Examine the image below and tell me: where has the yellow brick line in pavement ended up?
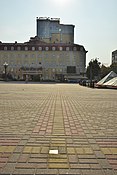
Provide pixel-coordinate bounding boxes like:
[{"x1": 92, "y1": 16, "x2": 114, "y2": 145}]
[
  {"x1": 0, "y1": 146, "x2": 16, "y2": 153},
  {"x1": 52, "y1": 93, "x2": 65, "y2": 136},
  {"x1": 101, "y1": 148, "x2": 117, "y2": 155},
  {"x1": 67, "y1": 147, "x2": 94, "y2": 155},
  {"x1": 47, "y1": 92, "x2": 70, "y2": 169}
]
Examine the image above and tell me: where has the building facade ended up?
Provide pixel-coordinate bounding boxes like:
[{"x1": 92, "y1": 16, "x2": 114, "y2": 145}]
[
  {"x1": 0, "y1": 18, "x2": 87, "y2": 82},
  {"x1": 112, "y1": 50, "x2": 117, "y2": 64}
]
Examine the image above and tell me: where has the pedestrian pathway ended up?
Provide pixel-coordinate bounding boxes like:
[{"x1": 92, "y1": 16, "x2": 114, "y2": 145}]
[{"x1": 0, "y1": 83, "x2": 117, "y2": 175}]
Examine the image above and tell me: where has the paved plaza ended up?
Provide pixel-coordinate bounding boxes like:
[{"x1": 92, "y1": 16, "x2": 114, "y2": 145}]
[{"x1": 0, "y1": 83, "x2": 117, "y2": 175}]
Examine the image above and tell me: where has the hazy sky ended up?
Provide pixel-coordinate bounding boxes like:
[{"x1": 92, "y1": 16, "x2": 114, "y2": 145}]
[{"x1": 0, "y1": 0, "x2": 117, "y2": 66}]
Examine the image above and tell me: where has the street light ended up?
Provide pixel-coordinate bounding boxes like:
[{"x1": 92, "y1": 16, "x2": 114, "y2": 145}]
[{"x1": 3, "y1": 62, "x2": 8, "y2": 81}]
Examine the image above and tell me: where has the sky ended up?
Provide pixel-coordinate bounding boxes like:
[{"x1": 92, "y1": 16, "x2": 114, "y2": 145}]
[{"x1": 0, "y1": 0, "x2": 117, "y2": 66}]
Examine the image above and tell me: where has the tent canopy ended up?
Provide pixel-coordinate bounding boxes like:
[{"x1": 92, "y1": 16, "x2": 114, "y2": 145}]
[
  {"x1": 103, "y1": 77, "x2": 117, "y2": 86},
  {"x1": 97, "y1": 71, "x2": 117, "y2": 85}
]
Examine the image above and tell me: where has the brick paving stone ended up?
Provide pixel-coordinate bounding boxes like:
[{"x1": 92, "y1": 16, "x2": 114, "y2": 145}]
[
  {"x1": 48, "y1": 158, "x2": 68, "y2": 163},
  {"x1": 41, "y1": 146, "x2": 49, "y2": 154},
  {"x1": 68, "y1": 155, "x2": 78, "y2": 163},
  {"x1": 18, "y1": 154, "x2": 29, "y2": 163},
  {"x1": 8, "y1": 153, "x2": 20, "y2": 163},
  {"x1": 1, "y1": 163, "x2": 16, "y2": 174},
  {"x1": 0, "y1": 146, "x2": 7, "y2": 152},
  {"x1": 90, "y1": 163, "x2": 101, "y2": 169},
  {"x1": 0, "y1": 162, "x2": 6, "y2": 169},
  {"x1": 29, "y1": 158, "x2": 47, "y2": 163},
  {"x1": 13, "y1": 168, "x2": 35, "y2": 175},
  {"x1": 78, "y1": 154, "x2": 96, "y2": 159},
  {"x1": 48, "y1": 163, "x2": 69, "y2": 169},
  {"x1": 84, "y1": 148, "x2": 93, "y2": 154},
  {"x1": 15, "y1": 163, "x2": 37, "y2": 169},
  {"x1": 0, "y1": 157, "x2": 9, "y2": 163},
  {"x1": 101, "y1": 148, "x2": 112, "y2": 154},
  {"x1": 23, "y1": 146, "x2": 32, "y2": 153},
  {"x1": 104, "y1": 169, "x2": 116, "y2": 175},
  {"x1": 18, "y1": 140, "x2": 28, "y2": 146},
  {"x1": 94, "y1": 150, "x2": 106, "y2": 159},
  {"x1": 59, "y1": 169, "x2": 81, "y2": 175},
  {"x1": 79, "y1": 158, "x2": 98, "y2": 164},
  {"x1": 36, "y1": 163, "x2": 47, "y2": 169},
  {"x1": 82, "y1": 169, "x2": 105, "y2": 175},
  {"x1": 90, "y1": 144, "x2": 100, "y2": 150},
  {"x1": 75, "y1": 148, "x2": 84, "y2": 154},
  {"x1": 58, "y1": 147, "x2": 67, "y2": 154},
  {"x1": 31, "y1": 147, "x2": 41, "y2": 154},
  {"x1": 98, "y1": 159, "x2": 112, "y2": 169},
  {"x1": 36, "y1": 169, "x2": 58, "y2": 174},
  {"x1": 5, "y1": 146, "x2": 16, "y2": 153},
  {"x1": 67, "y1": 148, "x2": 76, "y2": 154},
  {"x1": 14, "y1": 146, "x2": 24, "y2": 153},
  {"x1": 110, "y1": 148, "x2": 117, "y2": 154},
  {"x1": 70, "y1": 163, "x2": 89, "y2": 169}
]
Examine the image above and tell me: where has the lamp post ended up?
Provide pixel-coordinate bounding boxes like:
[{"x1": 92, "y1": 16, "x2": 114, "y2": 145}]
[{"x1": 3, "y1": 62, "x2": 8, "y2": 81}]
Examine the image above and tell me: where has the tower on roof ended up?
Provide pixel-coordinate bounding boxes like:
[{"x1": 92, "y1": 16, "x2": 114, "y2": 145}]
[{"x1": 36, "y1": 17, "x2": 74, "y2": 44}]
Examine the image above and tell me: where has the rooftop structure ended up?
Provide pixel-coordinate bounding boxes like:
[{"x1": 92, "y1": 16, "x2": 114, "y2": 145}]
[
  {"x1": 112, "y1": 50, "x2": 117, "y2": 64},
  {"x1": 36, "y1": 17, "x2": 74, "y2": 44}
]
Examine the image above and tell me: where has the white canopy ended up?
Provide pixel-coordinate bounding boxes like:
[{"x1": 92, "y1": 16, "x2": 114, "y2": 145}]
[
  {"x1": 103, "y1": 77, "x2": 117, "y2": 88},
  {"x1": 97, "y1": 71, "x2": 117, "y2": 85}
]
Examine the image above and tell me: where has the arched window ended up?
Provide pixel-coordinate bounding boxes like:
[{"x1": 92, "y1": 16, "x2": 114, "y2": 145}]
[
  {"x1": 52, "y1": 47, "x2": 56, "y2": 51},
  {"x1": 38, "y1": 47, "x2": 42, "y2": 51},
  {"x1": 32, "y1": 47, "x2": 35, "y2": 51},
  {"x1": 25, "y1": 46, "x2": 28, "y2": 51},
  {"x1": 73, "y1": 47, "x2": 77, "y2": 51},
  {"x1": 17, "y1": 46, "x2": 21, "y2": 51},
  {"x1": 11, "y1": 46, "x2": 14, "y2": 51},
  {"x1": 66, "y1": 47, "x2": 69, "y2": 51},
  {"x1": 45, "y1": 47, "x2": 49, "y2": 51},
  {"x1": 4, "y1": 46, "x2": 7, "y2": 51},
  {"x1": 59, "y1": 47, "x2": 63, "y2": 51},
  {"x1": 80, "y1": 47, "x2": 83, "y2": 51}
]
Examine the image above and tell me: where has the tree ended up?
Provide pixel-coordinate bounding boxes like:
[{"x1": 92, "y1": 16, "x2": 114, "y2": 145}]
[
  {"x1": 100, "y1": 64, "x2": 111, "y2": 78},
  {"x1": 86, "y1": 58, "x2": 101, "y2": 80}
]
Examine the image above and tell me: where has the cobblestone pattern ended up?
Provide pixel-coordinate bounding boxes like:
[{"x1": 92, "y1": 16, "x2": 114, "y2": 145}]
[{"x1": 0, "y1": 83, "x2": 117, "y2": 175}]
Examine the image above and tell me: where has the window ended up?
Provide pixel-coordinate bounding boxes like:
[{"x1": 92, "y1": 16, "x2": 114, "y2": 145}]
[
  {"x1": 52, "y1": 47, "x2": 56, "y2": 51},
  {"x1": 59, "y1": 47, "x2": 62, "y2": 51},
  {"x1": 80, "y1": 47, "x2": 83, "y2": 51},
  {"x1": 17, "y1": 46, "x2": 21, "y2": 51},
  {"x1": 11, "y1": 46, "x2": 14, "y2": 51},
  {"x1": 67, "y1": 66, "x2": 76, "y2": 73},
  {"x1": 38, "y1": 47, "x2": 42, "y2": 51},
  {"x1": 73, "y1": 47, "x2": 77, "y2": 51},
  {"x1": 45, "y1": 47, "x2": 49, "y2": 51},
  {"x1": 66, "y1": 47, "x2": 69, "y2": 51},
  {"x1": 32, "y1": 47, "x2": 35, "y2": 51},
  {"x1": 25, "y1": 46, "x2": 28, "y2": 51},
  {"x1": 4, "y1": 46, "x2": 7, "y2": 51}
]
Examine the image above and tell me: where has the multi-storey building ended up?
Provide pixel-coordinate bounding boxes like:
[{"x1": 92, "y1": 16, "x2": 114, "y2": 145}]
[
  {"x1": 36, "y1": 17, "x2": 74, "y2": 44},
  {"x1": 112, "y1": 50, "x2": 117, "y2": 64},
  {"x1": 0, "y1": 17, "x2": 87, "y2": 82}
]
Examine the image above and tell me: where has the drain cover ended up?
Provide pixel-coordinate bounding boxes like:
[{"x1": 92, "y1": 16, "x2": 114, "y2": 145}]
[{"x1": 49, "y1": 150, "x2": 58, "y2": 154}]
